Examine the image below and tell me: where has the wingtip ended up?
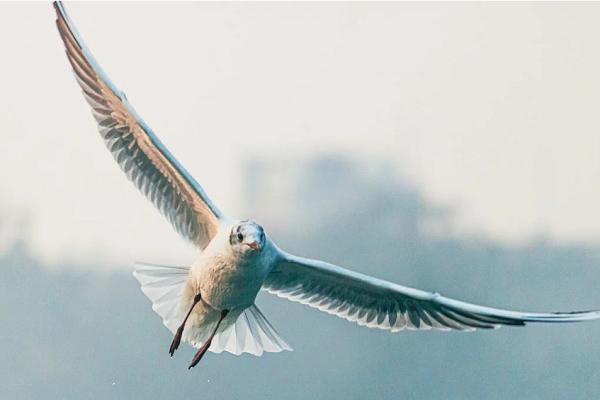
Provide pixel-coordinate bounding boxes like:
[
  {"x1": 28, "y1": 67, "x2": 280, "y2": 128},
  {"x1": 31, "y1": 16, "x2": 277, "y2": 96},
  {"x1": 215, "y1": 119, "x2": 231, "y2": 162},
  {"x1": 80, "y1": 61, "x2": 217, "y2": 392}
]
[
  {"x1": 53, "y1": 1, "x2": 72, "y2": 31},
  {"x1": 53, "y1": 1, "x2": 64, "y2": 18},
  {"x1": 53, "y1": 1, "x2": 70, "y2": 39}
]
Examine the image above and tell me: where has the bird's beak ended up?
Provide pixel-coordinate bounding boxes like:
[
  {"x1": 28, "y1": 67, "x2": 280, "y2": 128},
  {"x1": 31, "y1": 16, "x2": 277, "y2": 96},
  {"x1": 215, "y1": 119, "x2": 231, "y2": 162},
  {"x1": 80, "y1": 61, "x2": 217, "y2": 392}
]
[{"x1": 246, "y1": 241, "x2": 261, "y2": 251}]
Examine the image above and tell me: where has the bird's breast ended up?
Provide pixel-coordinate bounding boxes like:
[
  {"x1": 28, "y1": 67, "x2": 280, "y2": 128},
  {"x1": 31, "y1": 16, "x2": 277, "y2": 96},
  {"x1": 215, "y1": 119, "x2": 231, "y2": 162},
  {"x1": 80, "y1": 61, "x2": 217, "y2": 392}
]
[{"x1": 194, "y1": 254, "x2": 270, "y2": 310}]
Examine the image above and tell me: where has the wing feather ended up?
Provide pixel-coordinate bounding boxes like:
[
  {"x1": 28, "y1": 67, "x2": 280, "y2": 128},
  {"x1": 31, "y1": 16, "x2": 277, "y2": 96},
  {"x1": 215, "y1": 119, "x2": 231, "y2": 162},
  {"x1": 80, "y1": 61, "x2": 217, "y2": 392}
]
[
  {"x1": 263, "y1": 252, "x2": 600, "y2": 332},
  {"x1": 54, "y1": 1, "x2": 223, "y2": 249}
]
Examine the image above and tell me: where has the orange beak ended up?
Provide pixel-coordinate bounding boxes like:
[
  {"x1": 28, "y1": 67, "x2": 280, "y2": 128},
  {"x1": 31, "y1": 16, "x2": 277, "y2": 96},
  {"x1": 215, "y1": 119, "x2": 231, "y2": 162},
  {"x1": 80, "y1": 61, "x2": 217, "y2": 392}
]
[{"x1": 247, "y1": 241, "x2": 261, "y2": 251}]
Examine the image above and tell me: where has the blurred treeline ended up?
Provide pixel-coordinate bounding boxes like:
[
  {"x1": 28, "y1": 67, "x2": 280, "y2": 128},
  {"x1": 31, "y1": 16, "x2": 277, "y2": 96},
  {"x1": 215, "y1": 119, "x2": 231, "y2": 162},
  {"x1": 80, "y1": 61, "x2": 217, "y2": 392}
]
[{"x1": 2, "y1": 155, "x2": 600, "y2": 399}]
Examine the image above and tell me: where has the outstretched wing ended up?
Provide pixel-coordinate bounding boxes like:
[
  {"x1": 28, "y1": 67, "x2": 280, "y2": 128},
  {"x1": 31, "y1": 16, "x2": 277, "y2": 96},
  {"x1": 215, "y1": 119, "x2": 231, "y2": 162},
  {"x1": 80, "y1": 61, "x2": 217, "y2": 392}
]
[
  {"x1": 54, "y1": 2, "x2": 224, "y2": 249},
  {"x1": 263, "y1": 252, "x2": 600, "y2": 331}
]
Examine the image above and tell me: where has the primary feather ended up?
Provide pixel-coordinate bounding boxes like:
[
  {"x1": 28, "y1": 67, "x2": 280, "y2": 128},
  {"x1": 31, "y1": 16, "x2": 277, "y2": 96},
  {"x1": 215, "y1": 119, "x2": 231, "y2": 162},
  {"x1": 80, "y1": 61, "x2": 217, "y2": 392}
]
[
  {"x1": 54, "y1": 1, "x2": 223, "y2": 250},
  {"x1": 263, "y1": 252, "x2": 600, "y2": 332}
]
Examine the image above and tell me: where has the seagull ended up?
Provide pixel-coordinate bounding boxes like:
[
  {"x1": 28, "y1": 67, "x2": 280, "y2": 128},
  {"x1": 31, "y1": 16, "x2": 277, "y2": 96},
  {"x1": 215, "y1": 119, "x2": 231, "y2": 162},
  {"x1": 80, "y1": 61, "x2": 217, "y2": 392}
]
[{"x1": 54, "y1": 1, "x2": 600, "y2": 369}]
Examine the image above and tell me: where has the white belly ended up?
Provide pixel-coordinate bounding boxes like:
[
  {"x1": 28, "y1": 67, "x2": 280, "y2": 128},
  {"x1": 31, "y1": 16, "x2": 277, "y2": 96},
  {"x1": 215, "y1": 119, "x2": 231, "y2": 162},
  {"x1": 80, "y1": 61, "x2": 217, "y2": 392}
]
[{"x1": 193, "y1": 255, "x2": 269, "y2": 310}]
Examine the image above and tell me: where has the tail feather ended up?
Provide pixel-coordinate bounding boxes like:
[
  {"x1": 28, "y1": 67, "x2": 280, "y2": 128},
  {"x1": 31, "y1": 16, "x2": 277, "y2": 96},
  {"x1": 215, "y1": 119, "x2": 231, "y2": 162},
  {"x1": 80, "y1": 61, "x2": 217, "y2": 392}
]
[
  {"x1": 209, "y1": 305, "x2": 292, "y2": 356},
  {"x1": 133, "y1": 262, "x2": 189, "y2": 333},
  {"x1": 248, "y1": 306, "x2": 293, "y2": 353},
  {"x1": 133, "y1": 262, "x2": 292, "y2": 356}
]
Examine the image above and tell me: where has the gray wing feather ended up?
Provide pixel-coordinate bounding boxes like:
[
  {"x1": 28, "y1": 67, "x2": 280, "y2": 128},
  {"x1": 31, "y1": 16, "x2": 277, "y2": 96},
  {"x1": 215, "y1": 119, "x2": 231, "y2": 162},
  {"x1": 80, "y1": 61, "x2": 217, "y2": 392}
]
[
  {"x1": 263, "y1": 252, "x2": 600, "y2": 331},
  {"x1": 54, "y1": 1, "x2": 223, "y2": 249}
]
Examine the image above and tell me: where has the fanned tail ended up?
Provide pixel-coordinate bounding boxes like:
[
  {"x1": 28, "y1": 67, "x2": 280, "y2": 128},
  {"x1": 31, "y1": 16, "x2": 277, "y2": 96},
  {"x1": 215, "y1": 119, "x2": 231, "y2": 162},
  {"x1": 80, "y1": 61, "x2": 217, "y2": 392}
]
[
  {"x1": 133, "y1": 262, "x2": 292, "y2": 356},
  {"x1": 209, "y1": 305, "x2": 293, "y2": 356},
  {"x1": 133, "y1": 262, "x2": 189, "y2": 333}
]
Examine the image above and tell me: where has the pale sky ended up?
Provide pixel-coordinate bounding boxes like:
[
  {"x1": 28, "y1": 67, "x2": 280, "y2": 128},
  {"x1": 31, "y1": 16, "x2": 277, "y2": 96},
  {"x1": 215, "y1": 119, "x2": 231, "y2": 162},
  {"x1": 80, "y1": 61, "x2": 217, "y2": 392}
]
[{"x1": 2, "y1": 2, "x2": 600, "y2": 267}]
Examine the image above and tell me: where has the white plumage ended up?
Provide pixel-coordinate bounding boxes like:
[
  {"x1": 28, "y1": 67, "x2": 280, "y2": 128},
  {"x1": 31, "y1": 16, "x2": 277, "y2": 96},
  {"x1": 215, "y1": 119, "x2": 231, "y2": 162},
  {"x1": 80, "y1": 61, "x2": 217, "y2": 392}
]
[
  {"x1": 134, "y1": 262, "x2": 291, "y2": 356},
  {"x1": 54, "y1": 1, "x2": 600, "y2": 366}
]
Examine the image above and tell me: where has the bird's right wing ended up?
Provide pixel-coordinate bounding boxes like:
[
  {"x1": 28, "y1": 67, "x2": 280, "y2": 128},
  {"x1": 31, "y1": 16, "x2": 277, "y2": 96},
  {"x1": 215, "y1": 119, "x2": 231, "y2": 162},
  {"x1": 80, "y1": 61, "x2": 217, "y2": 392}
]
[
  {"x1": 54, "y1": 2, "x2": 224, "y2": 249},
  {"x1": 263, "y1": 252, "x2": 600, "y2": 331}
]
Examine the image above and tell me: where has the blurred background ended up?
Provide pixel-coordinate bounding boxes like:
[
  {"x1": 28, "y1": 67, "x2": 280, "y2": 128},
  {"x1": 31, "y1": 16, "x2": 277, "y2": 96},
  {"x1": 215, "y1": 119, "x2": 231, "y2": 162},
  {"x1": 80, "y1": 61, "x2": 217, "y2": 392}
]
[{"x1": 2, "y1": 2, "x2": 600, "y2": 399}]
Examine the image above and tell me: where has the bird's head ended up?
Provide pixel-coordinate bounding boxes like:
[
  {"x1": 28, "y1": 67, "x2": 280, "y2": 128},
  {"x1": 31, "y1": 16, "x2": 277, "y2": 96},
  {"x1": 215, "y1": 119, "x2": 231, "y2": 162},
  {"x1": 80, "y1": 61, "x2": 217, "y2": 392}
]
[{"x1": 229, "y1": 220, "x2": 266, "y2": 255}]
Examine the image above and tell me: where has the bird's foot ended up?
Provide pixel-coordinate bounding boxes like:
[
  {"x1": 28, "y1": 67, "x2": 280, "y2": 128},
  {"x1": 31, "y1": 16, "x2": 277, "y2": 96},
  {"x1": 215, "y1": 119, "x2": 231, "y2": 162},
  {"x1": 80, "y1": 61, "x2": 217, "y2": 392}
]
[
  {"x1": 187, "y1": 339, "x2": 212, "y2": 369},
  {"x1": 170, "y1": 293, "x2": 203, "y2": 357},
  {"x1": 169, "y1": 325, "x2": 184, "y2": 357}
]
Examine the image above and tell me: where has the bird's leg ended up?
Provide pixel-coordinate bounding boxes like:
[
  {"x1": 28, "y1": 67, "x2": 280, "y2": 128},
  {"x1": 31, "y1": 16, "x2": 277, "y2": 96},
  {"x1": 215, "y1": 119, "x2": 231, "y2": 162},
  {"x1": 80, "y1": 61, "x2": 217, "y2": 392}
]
[
  {"x1": 188, "y1": 309, "x2": 229, "y2": 369},
  {"x1": 169, "y1": 293, "x2": 202, "y2": 357}
]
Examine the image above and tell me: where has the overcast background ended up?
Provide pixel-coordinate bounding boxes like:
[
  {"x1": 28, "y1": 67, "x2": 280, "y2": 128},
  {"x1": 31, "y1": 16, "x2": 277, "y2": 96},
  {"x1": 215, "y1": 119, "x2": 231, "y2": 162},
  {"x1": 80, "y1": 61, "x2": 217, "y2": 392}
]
[{"x1": 2, "y1": 2, "x2": 600, "y2": 399}]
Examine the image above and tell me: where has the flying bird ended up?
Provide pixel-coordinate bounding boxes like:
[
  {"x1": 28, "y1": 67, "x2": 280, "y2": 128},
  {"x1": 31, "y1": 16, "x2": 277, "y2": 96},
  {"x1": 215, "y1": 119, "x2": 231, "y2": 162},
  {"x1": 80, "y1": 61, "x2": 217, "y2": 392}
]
[{"x1": 54, "y1": 1, "x2": 600, "y2": 369}]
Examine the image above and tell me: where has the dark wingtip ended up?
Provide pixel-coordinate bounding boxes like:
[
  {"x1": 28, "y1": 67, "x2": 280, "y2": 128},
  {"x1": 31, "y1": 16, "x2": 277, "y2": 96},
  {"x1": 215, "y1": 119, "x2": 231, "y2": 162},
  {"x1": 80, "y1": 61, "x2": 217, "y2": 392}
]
[
  {"x1": 53, "y1": 1, "x2": 62, "y2": 17},
  {"x1": 53, "y1": 1, "x2": 71, "y2": 29}
]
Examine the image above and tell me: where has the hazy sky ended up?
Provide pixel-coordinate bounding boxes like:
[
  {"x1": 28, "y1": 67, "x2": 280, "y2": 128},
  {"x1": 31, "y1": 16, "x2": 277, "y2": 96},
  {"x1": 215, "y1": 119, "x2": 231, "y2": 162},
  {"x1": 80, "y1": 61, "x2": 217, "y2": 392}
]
[{"x1": 2, "y1": 2, "x2": 600, "y2": 266}]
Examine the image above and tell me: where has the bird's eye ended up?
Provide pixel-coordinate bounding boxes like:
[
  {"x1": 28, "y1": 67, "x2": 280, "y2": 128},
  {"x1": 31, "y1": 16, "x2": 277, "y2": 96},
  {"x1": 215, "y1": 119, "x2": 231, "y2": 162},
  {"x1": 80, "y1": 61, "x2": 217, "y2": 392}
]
[{"x1": 237, "y1": 233, "x2": 244, "y2": 242}]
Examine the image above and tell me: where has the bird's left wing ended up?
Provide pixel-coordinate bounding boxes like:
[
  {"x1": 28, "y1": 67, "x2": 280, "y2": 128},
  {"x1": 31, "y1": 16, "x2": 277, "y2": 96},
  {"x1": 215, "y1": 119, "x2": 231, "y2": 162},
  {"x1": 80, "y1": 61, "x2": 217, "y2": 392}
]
[
  {"x1": 263, "y1": 252, "x2": 600, "y2": 331},
  {"x1": 54, "y1": 2, "x2": 224, "y2": 249}
]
